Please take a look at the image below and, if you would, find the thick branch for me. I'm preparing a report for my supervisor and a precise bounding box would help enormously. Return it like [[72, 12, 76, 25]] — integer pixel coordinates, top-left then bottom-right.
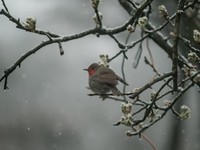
[[172, 0, 186, 91]]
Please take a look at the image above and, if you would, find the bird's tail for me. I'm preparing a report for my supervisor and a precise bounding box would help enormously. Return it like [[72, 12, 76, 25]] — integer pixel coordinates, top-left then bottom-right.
[[110, 87, 122, 96], [116, 75, 129, 85]]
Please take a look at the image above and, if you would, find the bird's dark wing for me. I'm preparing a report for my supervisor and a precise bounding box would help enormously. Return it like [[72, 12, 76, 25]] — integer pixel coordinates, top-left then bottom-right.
[[92, 73, 118, 86]]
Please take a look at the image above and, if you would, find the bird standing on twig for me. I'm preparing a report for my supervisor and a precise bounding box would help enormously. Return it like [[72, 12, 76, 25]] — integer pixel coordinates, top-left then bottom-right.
[[84, 63, 128, 96]]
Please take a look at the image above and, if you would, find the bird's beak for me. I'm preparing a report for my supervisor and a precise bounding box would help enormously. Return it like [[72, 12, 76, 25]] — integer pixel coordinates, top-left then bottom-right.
[[83, 69, 88, 71]]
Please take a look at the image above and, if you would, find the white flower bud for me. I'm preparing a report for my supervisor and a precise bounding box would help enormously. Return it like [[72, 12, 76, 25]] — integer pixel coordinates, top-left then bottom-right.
[[163, 100, 172, 106], [23, 17, 36, 32], [127, 24, 135, 33], [120, 114, 133, 126], [193, 73, 200, 83], [138, 16, 148, 28], [193, 30, 200, 43], [180, 105, 191, 120], [99, 54, 109, 67], [121, 102, 132, 114], [158, 5, 168, 17], [91, 0, 100, 9], [188, 52, 200, 62], [93, 11, 103, 25]]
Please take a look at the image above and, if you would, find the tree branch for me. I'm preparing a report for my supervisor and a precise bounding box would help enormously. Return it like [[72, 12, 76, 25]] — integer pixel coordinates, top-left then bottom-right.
[[129, 72, 173, 99], [172, 0, 186, 91], [128, 82, 193, 136]]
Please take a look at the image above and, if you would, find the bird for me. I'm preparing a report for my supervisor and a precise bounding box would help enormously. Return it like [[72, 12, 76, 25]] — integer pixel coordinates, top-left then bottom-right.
[[84, 63, 128, 96]]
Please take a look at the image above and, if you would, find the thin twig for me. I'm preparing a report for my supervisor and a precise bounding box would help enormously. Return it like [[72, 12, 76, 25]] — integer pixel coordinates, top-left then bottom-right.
[[0, 9, 60, 38], [179, 36, 200, 54], [58, 41, 64, 56], [129, 72, 173, 99], [146, 38, 155, 67], [108, 35, 125, 49], [170, 107, 180, 118], [144, 56, 173, 89], [121, 33, 131, 100], [127, 0, 138, 9], [133, 36, 143, 68], [1, 0, 9, 13], [94, 7, 102, 28], [140, 132, 157, 150]]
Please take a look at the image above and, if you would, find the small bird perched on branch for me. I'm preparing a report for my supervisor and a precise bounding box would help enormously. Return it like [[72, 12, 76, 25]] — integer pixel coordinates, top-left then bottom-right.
[[84, 63, 128, 96]]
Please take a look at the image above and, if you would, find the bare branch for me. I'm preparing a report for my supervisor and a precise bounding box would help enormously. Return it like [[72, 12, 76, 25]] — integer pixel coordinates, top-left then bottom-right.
[[129, 72, 173, 99], [58, 41, 64, 56], [128, 82, 193, 136], [0, 40, 53, 89], [1, 0, 9, 13], [0, 9, 60, 38], [179, 36, 200, 54]]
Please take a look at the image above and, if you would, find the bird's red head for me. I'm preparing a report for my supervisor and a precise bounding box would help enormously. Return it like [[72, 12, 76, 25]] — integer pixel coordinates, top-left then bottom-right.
[[84, 63, 99, 77]]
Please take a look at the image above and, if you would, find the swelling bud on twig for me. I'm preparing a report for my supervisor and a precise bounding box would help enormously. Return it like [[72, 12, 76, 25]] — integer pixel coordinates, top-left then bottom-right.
[[188, 52, 200, 62], [127, 24, 135, 33], [121, 102, 132, 114], [121, 114, 133, 126], [193, 73, 200, 83], [193, 29, 200, 43], [23, 17, 36, 32], [138, 16, 148, 28], [93, 12, 103, 25], [182, 65, 200, 83], [163, 100, 172, 107], [91, 0, 100, 9], [179, 105, 191, 120], [158, 5, 168, 18], [99, 54, 109, 67], [126, 130, 134, 137]]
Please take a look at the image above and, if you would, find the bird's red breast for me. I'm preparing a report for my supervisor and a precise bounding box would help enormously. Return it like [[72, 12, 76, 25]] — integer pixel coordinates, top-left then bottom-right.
[[87, 68, 96, 77]]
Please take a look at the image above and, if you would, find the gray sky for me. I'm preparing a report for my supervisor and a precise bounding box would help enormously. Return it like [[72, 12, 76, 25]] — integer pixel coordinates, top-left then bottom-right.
[[0, 1, 199, 150]]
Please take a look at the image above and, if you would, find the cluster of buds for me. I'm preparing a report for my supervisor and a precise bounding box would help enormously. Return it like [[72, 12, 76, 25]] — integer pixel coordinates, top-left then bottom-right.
[[121, 114, 133, 126], [193, 73, 200, 83], [188, 52, 200, 62], [163, 100, 172, 107], [121, 102, 132, 114], [91, 0, 100, 9], [113, 102, 134, 127], [93, 12, 103, 25], [99, 54, 109, 67], [158, 5, 168, 18], [182, 65, 200, 83], [138, 16, 148, 28], [179, 105, 191, 120], [184, 51, 200, 83], [184, 65, 194, 76], [193, 29, 200, 43], [23, 17, 36, 32], [150, 91, 158, 100], [126, 24, 135, 33], [120, 103, 133, 126]]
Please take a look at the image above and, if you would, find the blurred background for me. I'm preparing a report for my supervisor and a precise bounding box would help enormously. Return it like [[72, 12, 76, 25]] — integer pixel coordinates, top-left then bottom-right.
[[0, 0, 199, 150]]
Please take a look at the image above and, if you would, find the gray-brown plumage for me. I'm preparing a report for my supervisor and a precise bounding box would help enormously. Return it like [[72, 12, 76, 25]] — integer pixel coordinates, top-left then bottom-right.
[[84, 63, 128, 96]]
